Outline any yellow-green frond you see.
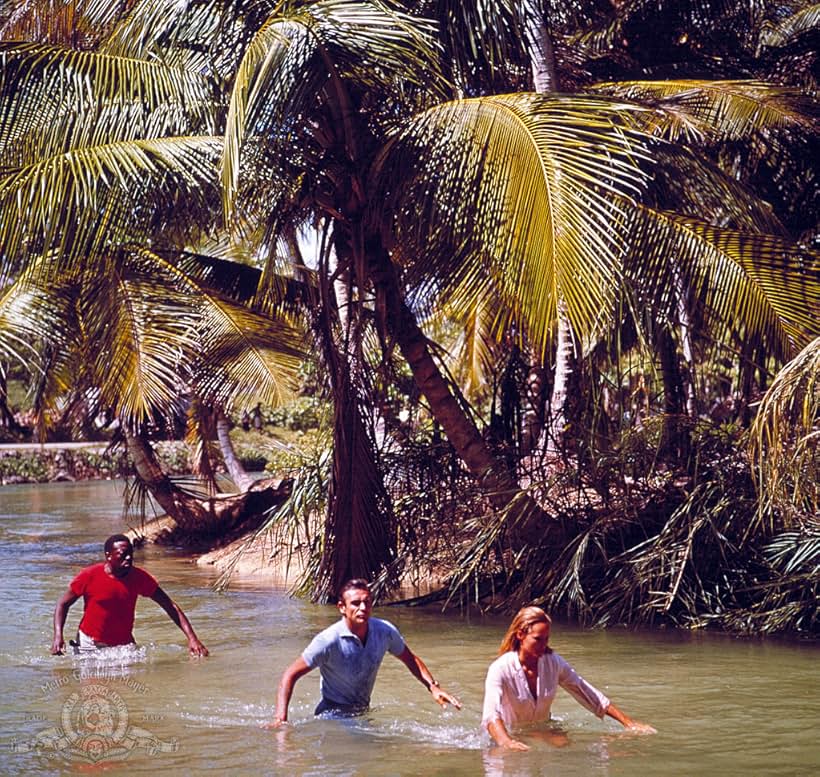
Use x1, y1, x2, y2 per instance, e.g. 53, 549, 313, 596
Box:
374, 92, 654, 356
589, 80, 816, 144
0, 136, 222, 282
0, 42, 218, 165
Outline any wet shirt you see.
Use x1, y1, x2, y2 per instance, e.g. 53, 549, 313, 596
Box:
70, 563, 158, 645
481, 650, 610, 731
302, 617, 405, 708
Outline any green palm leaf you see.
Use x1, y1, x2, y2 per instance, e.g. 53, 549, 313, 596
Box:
0, 41, 218, 165
126, 246, 305, 412
373, 92, 654, 355
222, 0, 445, 209
758, 4, 820, 51
589, 79, 816, 144
625, 206, 820, 360
0, 136, 222, 282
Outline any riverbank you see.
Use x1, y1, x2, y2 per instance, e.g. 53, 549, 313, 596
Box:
0, 440, 189, 485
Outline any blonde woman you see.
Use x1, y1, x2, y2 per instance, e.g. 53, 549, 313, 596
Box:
482, 606, 655, 750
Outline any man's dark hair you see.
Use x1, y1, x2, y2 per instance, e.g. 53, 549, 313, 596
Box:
104, 534, 133, 554
337, 578, 370, 602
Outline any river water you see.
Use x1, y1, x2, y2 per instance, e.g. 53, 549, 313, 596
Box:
0, 480, 817, 776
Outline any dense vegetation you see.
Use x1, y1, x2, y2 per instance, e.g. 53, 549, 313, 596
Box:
0, 1, 817, 636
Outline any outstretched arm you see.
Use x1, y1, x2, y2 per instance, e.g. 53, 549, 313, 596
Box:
149, 586, 209, 656
487, 717, 529, 751
51, 589, 79, 655
264, 657, 314, 728
396, 646, 462, 709
605, 702, 656, 733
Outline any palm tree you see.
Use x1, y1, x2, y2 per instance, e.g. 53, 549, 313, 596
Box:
1, 0, 817, 607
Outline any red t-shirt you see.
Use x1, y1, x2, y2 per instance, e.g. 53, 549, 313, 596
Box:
70, 563, 159, 645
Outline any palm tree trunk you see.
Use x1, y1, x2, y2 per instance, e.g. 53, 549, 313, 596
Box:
517, 0, 557, 92
369, 243, 557, 548
126, 430, 290, 537
126, 430, 211, 528
658, 327, 690, 463
545, 300, 574, 457
216, 409, 255, 492
519, 2, 574, 460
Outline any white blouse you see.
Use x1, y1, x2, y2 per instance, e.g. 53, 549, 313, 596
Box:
481, 650, 610, 731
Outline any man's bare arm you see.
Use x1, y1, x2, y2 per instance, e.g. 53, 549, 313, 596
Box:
396, 646, 462, 709
150, 586, 209, 656
51, 589, 79, 655
264, 657, 314, 728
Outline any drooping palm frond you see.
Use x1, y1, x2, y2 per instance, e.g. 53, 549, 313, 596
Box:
765, 521, 820, 574
222, 0, 446, 210
0, 42, 219, 165
80, 252, 201, 423
589, 79, 817, 144
0, 136, 223, 282
0, 0, 101, 46
123, 246, 305, 413
758, 3, 820, 52
750, 336, 820, 525
372, 92, 654, 356
624, 206, 820, 362
99, 0, 262, 75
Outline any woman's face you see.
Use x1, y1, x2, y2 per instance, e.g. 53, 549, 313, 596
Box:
518, 621, 550, 659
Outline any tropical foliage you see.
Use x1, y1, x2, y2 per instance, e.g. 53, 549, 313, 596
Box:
0, 0, 817, 634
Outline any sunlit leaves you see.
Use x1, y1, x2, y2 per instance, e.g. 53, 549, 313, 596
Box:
373, 92, 654, 356
0, 41, 218, 166
0, 136, 223, 283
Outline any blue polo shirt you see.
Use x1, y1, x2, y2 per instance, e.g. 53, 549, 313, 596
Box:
302, 617, 405, 708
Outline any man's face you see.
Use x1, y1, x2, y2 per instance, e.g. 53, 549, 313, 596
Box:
338, 588, 372, 628
106, 541, 133, 576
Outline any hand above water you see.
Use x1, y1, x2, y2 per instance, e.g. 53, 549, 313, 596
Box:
431, 685, 462, 710
625, 720, 657, 734
188, 637, 209, 657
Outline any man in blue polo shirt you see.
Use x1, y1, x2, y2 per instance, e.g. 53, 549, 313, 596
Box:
266, 579, 461, 725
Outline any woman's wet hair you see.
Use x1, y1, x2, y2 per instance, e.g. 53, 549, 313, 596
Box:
498, 606, 552, 655
337, 578, 371, 602
104, 534, 133, 555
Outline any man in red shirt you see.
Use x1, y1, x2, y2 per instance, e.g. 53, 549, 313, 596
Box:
51, 534, 208, 656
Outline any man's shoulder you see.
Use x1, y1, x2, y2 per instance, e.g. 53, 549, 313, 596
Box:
73, 562, 105, 580
368, 616, 399, 632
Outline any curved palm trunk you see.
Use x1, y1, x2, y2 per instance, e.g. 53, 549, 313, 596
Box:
216, 409, 255, 492
369, 243, 558, 550
126, 430, 290, 537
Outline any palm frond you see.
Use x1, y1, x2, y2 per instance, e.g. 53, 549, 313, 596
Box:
625, 206, 820, 361
0, 41, 218, 166
758, 4, 820, 51
192, 293, 305, 411
750, 336, 820, 524
0, 136, 222, 282
589, 80, 817, 144
81, 253, 200, 422
100, 0, 250, 74
373, 92, 655, 355
222, 0, 446, 210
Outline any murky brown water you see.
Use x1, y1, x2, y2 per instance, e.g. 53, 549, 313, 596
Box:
1, 480, 817, 775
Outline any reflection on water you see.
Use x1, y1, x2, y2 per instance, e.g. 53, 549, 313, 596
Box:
1, 480, 818, 776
